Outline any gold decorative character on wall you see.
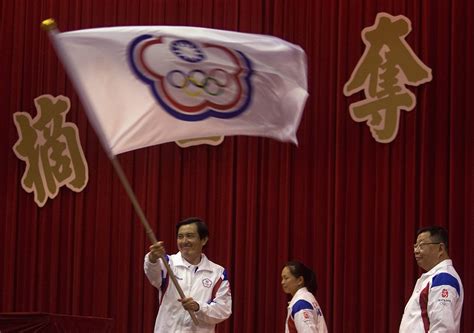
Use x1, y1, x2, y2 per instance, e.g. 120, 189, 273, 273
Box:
13, 95, 89, 207
344, 12, 432, 143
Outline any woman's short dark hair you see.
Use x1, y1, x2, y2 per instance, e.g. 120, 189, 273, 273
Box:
284, 260, 318, 293
176, 217, 209, 240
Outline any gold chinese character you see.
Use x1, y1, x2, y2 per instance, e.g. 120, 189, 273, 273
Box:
13, 95, 88, 207
344, 12, 432, 143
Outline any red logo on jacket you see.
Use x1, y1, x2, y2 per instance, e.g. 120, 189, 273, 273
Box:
441, 289, 449, 298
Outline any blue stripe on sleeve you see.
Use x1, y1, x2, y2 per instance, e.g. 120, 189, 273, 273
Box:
291, 300, 314, 318
223, 269, 228, 281
431, 272, 461, 296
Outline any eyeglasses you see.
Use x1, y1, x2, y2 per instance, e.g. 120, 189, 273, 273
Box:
413, 242, 442, 250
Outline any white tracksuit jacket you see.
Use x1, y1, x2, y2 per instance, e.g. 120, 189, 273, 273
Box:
144, 252, 232, 332
399, 259, 464, 333
285, 287, 328, 333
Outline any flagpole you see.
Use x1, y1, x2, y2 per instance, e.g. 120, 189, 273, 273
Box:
41, 18, 199, 326
109, 157, 200, 326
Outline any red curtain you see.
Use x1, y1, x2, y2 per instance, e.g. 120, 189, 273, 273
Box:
0, 0, 472, 332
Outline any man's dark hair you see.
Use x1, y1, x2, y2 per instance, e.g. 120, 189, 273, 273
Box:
176, 217, 209, 240
284, 261, 318, 294
417, 225, 449, 250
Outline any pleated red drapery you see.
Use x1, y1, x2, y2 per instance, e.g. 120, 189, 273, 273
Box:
0, 1, 472, 332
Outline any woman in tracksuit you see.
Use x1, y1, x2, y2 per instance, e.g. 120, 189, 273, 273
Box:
281, 261, 328, 333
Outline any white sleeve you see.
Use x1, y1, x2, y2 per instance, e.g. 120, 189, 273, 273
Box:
292, 299, 328, 333
294, 309, 318, 333
428, 273, 461, 332
195, 272, 232, 324
143, 252, 165, 289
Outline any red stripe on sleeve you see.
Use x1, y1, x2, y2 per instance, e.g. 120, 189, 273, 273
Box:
210, 277, 223, 302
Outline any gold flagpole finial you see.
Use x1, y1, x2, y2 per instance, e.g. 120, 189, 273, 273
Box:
40, 18, 57, 31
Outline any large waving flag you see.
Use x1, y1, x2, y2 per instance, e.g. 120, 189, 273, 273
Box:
48, 25, 308, 156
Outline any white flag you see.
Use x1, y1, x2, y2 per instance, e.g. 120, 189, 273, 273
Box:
50, 26, 308, 156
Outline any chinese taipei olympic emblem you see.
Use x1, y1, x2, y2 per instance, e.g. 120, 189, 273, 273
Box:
128, 35, 254, 121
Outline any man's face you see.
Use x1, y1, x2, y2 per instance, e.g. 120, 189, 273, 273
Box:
177, 223, 207, 263
414, 231, 442, 271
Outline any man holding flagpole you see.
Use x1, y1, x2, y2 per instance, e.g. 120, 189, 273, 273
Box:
144, 217, 232, 332
43, 19, 306, 332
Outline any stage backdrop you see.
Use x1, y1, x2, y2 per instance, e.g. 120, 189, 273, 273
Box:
0, 0, 472, 332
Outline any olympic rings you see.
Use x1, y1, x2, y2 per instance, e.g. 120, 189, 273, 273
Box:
165, 69, 231, 96
167, 70, 187, 88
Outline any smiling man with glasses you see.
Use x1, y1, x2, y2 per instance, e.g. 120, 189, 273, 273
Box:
399, 226, 464, 333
